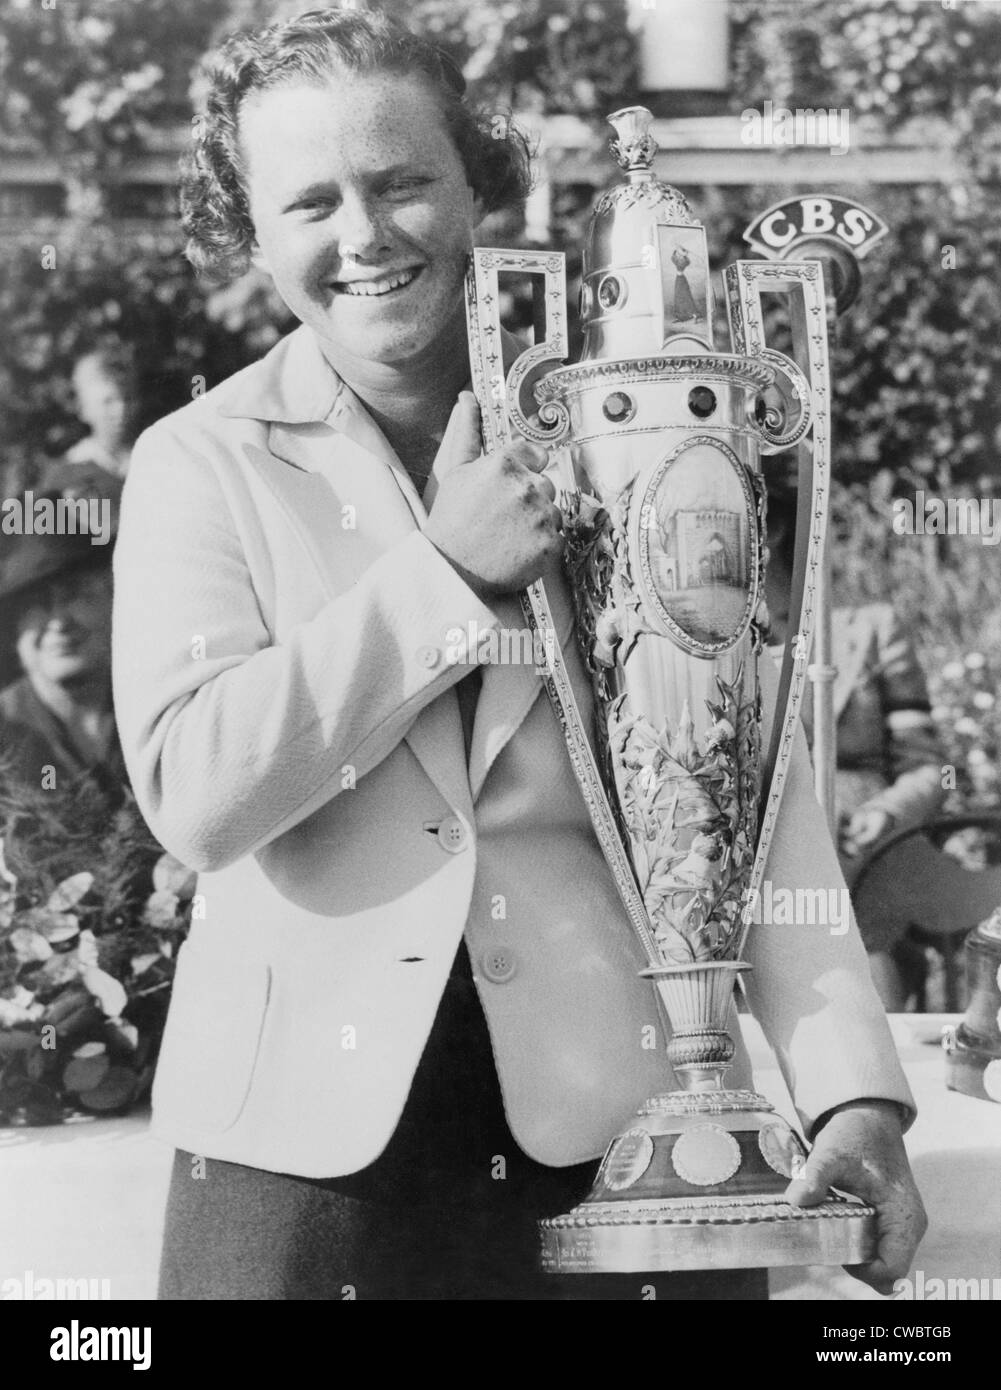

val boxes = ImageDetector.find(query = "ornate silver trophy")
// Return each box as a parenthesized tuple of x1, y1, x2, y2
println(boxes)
(465, 108, 876, 1272)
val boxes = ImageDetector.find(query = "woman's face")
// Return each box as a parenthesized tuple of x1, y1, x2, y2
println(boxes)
(75, 370, 133, 449)
(239, 69, 484, 371)
(15, 569, 113, 688)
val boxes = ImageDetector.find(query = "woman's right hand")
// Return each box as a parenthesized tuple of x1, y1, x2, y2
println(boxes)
(423, 392, 563, 601)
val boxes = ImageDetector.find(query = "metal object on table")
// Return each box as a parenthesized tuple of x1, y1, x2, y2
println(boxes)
(944, 908, 1001, 1103)
(465, 106, 875, 1273)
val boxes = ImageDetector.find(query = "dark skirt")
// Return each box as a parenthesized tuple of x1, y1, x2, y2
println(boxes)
(159, 941, 767, 1301)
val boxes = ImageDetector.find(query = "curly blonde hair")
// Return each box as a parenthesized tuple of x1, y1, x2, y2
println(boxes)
(182, 7, 534, 283)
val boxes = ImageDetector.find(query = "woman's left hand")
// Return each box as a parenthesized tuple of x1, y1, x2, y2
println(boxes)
(784, 1099, 927, 1294)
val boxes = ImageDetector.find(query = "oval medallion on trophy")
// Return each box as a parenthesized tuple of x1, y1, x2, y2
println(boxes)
(671, 1124, 742, 1187)
(602, 1129, 656, 1191)
(758, 1122, 808, 1178)
(637, 437, 759, 656)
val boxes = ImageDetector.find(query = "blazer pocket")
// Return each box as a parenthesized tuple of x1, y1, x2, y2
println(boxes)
(152, 938, 271, 1135)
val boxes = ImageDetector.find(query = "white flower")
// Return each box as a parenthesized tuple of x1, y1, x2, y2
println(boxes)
(702, 718, 735, 752)
(941, 661, 965, 681)
(78, 17, 113, 44)
(954, 716, 980, 737)
(973, 691, 995, 709)
(573, 491, 605, 528)
(965, 652, 987, 670)
(592, 608, 622, 667)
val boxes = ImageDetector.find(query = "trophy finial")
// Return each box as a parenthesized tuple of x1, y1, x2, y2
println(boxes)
(607, 105, 658, 179)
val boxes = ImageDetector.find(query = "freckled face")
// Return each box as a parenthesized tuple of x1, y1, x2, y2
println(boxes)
(239, 71, 484, 370)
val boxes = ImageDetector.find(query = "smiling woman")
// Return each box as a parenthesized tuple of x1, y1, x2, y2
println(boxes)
(182, 10, 532, 287)
(180, 8, 535, 485)
(110, 5, 922, 1304)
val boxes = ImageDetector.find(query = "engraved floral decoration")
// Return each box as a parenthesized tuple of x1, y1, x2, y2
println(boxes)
(591, 181, 698, 223)
(608, 677, 759, 966)
(563, 479, 759, 966)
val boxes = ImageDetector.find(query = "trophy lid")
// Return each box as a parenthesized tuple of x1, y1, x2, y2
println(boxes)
(580, 107, 713, 362)
(607, 105, 660, 180)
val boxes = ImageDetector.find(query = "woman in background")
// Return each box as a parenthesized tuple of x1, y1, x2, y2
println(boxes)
(764, 487, 946, 1009)
(0, 525, 122, 800)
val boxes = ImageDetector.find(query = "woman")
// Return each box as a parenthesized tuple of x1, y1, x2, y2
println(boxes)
(61, 341, 140, 483)
(670, 244, 698, 322)
(112, 8, 922, 1301)
(0, 525, 121, 798)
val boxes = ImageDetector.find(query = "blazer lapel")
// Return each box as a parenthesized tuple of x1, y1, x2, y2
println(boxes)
(468, 564, 578, 802)
(262, 416, 473, 821)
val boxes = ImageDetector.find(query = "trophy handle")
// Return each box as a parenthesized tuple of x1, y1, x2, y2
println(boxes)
(463, 249, 662, 966)
(464, 248, 571, 451)
(746, 348, 813, 454)
(723, 261, 832, 951)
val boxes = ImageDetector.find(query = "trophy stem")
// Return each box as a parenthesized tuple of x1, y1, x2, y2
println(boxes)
(540, 956, 878, 1273)
(643, 960, 745, 1094)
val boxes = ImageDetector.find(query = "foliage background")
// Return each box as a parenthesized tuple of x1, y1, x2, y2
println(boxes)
(1, 0, 1000, 805)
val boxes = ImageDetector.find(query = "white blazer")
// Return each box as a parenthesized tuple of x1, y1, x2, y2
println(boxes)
(112, 325, 913, 1179)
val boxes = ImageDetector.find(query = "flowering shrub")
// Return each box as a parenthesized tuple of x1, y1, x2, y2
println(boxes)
(0, 772, 191, 1126)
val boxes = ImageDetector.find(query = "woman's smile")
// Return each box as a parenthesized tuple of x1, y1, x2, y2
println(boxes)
(331, 266, 423, 298)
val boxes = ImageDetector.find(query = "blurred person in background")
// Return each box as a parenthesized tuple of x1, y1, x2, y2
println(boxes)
(0, 519, 124, 801)
(764, 486, 947, 1011)
(36, 341, 141, 518)
(63, 341, 140, 481)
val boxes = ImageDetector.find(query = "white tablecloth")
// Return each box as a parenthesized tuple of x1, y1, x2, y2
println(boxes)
(748, 1013, 1001, 1300)
(1, 1014, 998, 1300)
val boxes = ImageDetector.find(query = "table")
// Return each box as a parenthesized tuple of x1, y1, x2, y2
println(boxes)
(1, 1015, 998, 1300)
(749, 1013, 1001, 1301)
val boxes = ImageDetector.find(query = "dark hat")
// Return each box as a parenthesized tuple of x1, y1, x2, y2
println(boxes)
(0, 487, 115, 690)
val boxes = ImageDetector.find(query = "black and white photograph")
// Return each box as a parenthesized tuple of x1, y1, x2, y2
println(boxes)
(0, 0, 999, 1346)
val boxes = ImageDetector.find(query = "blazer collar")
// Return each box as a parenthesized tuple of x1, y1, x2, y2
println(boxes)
(215, 325, 343, 424)
(216, 320, 528, 429)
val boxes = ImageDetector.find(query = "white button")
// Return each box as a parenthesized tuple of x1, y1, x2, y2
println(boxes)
(436, 816, 468, 854)
(417, 645, 441, 669)
(481, 947, 518, 984)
